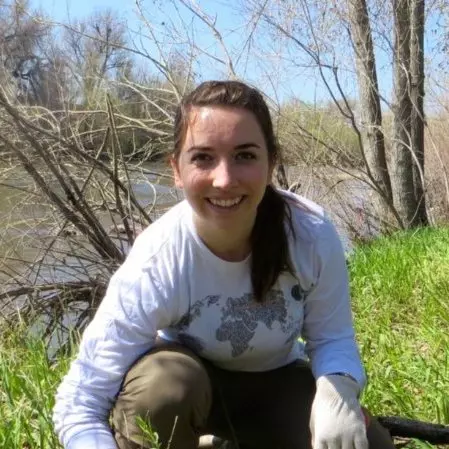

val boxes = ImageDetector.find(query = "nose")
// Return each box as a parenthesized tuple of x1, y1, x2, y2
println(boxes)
(212, 159, 238, 189)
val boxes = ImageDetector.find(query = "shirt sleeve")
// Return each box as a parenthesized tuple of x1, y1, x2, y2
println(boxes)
(53, 263, 177, 449)
(302, 218, 366, 388)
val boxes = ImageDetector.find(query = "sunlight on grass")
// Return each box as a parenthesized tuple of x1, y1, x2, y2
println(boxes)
(349, 227, 449, 427)
(0, 331, 72, 448)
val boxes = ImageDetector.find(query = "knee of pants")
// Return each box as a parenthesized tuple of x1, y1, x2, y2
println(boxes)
(112, 347, 212, 433)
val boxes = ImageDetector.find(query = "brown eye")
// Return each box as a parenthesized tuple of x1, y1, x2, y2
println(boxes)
(191, 153, 213, 163)
(236, 152, 256, 161)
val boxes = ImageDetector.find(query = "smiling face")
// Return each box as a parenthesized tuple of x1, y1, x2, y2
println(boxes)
(171, 106, 273, 254)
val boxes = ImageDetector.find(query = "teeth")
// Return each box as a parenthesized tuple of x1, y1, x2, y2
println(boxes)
(209, 197, 242, 207)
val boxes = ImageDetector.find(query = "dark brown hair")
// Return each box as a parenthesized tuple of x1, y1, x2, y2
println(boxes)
(173, 80, 295, 302)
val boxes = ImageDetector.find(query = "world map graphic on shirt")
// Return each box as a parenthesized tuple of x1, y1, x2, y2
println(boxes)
(174, 287, 307, 357)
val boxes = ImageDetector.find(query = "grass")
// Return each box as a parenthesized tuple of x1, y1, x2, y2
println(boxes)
(1, 227, 449, 448)
(0, 331, 72, 448)
(349, 226, 449, 448)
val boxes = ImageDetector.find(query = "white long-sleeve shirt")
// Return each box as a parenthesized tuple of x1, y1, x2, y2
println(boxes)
(53, 190, 365, 449)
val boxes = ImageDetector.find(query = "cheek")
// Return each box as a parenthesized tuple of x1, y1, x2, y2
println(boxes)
(180, 169, 210, 194)
(244, 165, 271, 189)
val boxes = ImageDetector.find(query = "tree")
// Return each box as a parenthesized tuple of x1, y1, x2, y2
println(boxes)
(410, 0, 426, 225)
(390, 0, 428, 227)
(62, 10, 130, 106)
(348, 0, 427, 227)
(348, 0, 393, 220)
(0, 0, 60, 106)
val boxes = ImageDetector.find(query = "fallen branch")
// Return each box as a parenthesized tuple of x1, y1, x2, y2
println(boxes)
(378, 416, 449, 445)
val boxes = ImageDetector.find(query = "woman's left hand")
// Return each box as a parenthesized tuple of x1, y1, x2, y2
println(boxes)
(309, 374, 368, 449)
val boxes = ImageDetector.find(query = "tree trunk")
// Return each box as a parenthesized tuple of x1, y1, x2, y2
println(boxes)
(391, 0, 416, 228)
(348, 0, 393, 222)
(409, 0, 428, 226)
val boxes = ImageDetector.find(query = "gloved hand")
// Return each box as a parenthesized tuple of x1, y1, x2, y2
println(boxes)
(309, 374, 368, 449)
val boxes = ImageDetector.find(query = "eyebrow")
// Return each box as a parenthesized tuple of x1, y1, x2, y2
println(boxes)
(187, 142, 262, 152)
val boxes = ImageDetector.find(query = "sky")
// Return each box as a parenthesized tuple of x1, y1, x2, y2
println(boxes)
(29, 0, 446, 110)
(34, 0, 132, 22)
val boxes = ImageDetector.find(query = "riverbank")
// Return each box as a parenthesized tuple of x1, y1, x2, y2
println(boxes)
(1, 227, 448, 448)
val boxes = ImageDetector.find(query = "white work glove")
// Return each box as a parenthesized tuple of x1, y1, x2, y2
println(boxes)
(310, 374, 368, 449)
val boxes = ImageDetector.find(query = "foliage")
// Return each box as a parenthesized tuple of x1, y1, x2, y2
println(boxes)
(0, 328, 72, 448)
(277, 99, 361, 167)
(0, 2, 193, 161)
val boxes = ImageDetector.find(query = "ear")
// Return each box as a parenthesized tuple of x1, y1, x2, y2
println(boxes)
(170, 156, 183, 189)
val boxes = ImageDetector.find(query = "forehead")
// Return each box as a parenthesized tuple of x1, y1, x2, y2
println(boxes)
(183, 106, 264, 145)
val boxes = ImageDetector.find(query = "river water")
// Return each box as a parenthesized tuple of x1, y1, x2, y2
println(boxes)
(0, 161, 180, 282)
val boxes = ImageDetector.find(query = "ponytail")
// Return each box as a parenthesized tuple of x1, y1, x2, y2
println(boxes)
(251, 186, 295, 302)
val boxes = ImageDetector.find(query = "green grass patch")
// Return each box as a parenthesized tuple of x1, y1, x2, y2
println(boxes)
(0, 226, 448, 447)
(0, 330, 72, 448)
(349, 227, 449, 428)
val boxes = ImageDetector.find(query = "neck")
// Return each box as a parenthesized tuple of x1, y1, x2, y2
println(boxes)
(193, 215, 254, 262)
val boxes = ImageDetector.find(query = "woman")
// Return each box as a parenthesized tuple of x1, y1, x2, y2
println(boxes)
(53, 80, 394, 449)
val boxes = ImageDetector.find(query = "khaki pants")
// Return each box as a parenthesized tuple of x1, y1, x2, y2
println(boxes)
(112, 342, 394, 449)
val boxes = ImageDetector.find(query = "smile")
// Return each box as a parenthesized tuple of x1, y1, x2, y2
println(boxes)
(207, 196, 244, 208)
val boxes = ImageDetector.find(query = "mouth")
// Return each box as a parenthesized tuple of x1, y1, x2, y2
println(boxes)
(207, 196, 244, 208)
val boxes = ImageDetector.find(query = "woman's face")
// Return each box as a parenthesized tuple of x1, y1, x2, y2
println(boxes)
(171, 106, 273, 238)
